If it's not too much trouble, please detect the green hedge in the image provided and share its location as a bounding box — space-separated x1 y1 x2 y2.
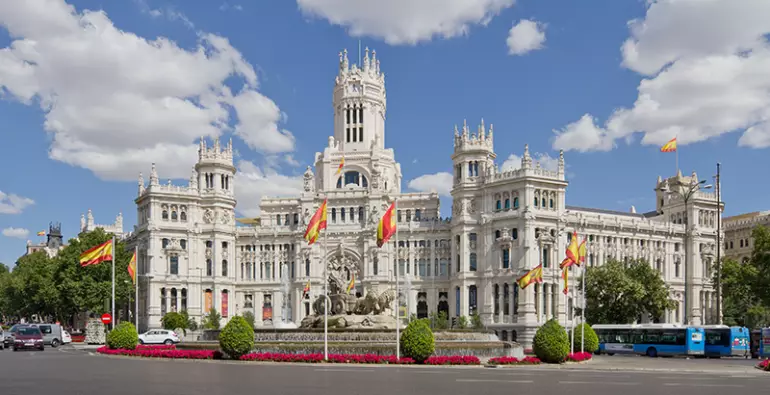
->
400 319 435 363
107 322 139 350
532 319 569 363
570 323 599 353
219 316 254 359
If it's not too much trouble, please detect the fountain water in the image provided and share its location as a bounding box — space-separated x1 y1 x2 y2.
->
275 263 297 329
403 274 413 319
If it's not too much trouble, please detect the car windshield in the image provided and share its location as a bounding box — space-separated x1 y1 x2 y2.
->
17 327 41 336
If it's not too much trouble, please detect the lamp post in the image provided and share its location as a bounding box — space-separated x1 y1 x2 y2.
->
662 177 712 325
714 163 722 324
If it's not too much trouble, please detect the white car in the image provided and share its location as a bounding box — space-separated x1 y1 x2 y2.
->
61 330 72 344
138 329 180 345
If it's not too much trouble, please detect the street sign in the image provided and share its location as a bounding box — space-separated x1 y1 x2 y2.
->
101 313 112 325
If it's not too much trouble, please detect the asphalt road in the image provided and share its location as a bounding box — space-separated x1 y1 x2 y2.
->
0 347 767 395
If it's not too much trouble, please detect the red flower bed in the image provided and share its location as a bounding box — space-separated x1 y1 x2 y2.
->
240 352 415 364
136 344 176 351
758 360 770 371
488 356 542 365
424 355 481 365
96 346 221 360
567 352 593 362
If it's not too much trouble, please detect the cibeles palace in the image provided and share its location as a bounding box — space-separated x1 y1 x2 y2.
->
126 49 722 348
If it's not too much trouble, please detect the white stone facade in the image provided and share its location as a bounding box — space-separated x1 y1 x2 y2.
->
724 210 770 263
127 49 720 348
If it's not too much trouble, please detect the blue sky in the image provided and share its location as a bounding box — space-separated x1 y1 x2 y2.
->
1 0 769 265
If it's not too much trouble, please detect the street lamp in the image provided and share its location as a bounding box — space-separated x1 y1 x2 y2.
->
661 178 712 325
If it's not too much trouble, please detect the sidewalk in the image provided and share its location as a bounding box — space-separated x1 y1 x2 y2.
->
69 343 103 351
538 356 767 375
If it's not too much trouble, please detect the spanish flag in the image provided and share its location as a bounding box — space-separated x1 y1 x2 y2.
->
660 137 677 152
79 239 114 267
335 156 345 176
304 199 328 245
560 231 580 269
562 266 569 295
376 202 396 248
516 264 543 289
128 251 137 284
346 274 355 294
36 230 46 236
303 280 311 297
578 237 587 265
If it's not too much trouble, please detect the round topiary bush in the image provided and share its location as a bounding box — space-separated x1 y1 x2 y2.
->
161 312 187 334
570 323 599 354
106 322 139 350
532 319 570 363
400 318 435 363
219 315 254 359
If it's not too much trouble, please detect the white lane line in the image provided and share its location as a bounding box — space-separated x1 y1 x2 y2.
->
559 381 639 385
566 374 633 378
480 372 538 376
457 379 533 383
413 371 452 374
664 383 744 388
314 368 375 373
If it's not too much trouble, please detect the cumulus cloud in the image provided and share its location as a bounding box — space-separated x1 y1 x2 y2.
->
553 0 770 152
2 227 30 239
235 160 304 218
296 0 516 45
501 152 559 171
0 0 293 181
0 191 35 214
407 172 453 197
506 19 546 55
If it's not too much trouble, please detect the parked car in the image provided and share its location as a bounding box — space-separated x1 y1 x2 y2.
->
0 328 5 350
138 329 180 345
30 323 63 347
62 329 72 344
13 325 45 351
3 324 20 348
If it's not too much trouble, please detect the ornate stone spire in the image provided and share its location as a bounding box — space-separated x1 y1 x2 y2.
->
462 119 469 139
558 149 565 176
521 144 532 169
87 209 94 228
80 213 86 232
371 50 377 73
363 47 370 71
342 49 349 71
488 123 494 142
480 118 486 140
150 163 159 186
189 166 198 189
214 136 221 153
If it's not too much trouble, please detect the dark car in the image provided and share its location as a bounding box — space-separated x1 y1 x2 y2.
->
13 326 44 351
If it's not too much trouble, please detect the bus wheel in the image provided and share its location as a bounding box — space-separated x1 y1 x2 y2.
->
646 347 658 358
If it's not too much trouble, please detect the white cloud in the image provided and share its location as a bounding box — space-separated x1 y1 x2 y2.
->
0 0 293 181
506 19 546 55
501 152 559 171
296 0 516 45
2 227 29 239
553 0 770 152
220 2 243 11
407 172 453 197
0 191 35 214
235 160 304 218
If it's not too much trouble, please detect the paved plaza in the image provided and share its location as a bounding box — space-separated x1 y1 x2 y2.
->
0 347 767 395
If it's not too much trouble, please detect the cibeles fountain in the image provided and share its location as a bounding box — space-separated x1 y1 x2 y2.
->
275 263 298 329
300 245 399 329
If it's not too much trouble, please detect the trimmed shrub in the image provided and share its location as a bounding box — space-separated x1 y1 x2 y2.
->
400 318 435 363
106 322 139 350
242 311 256 331
203 308 221 330
161 312 187 334
219 315 254 359
532 319 570 363
570 323 599 353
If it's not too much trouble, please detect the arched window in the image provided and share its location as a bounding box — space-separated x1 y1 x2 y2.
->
534 196 539 207
415 209 421 221
349 207 354 221
496 200 501 210
331 208 337 223
221 290 229 318
162 238 169 248
513 286 519 315
204 289 213 312
549 198 554 209
181 288 187 311
504 199 510 209
513 197 519 209
180 211 187 221
294 213 299 225
494 284 500 315
341 208 346 222
171 288 178 312
160 288 167 315
740 240 744 248
171 210 178 220
542 198 546 207
162 210 169 220
305 258 310 276
285 214 290 225
469 285 478 316
359 207 365 223
503 284 510 316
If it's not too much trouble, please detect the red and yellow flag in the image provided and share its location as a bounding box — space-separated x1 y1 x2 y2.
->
660 137 677 152
36 230 45 236
560 231 579 269
79 239 114 267
335 156 345 176
562 266 569 295
128 251 137 284
304 199 328 245
346 274 355 294
376 202 397 248
516 264 543 289
302 279 311 297
578 237 587 265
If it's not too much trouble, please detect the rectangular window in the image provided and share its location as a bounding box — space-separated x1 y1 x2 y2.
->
359 107 363 123
170 256 178 275
543 247 550 268
502 248 510 269
347 128 350 143
359 127 363 142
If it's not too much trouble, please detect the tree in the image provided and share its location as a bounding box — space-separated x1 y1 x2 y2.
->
242 311 256 331
161 312 187 333
202 308 221 330
581 259 675 324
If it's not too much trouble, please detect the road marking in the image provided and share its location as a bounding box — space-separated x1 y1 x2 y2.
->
480 372 537 376
314 368 375 373
559 381 639 385
566 374 632 378
457 379 533 383
664 383 744 388
413 371 452 374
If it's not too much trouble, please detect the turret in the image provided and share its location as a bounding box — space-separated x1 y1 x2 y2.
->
195 136 236 195
451 118 496 185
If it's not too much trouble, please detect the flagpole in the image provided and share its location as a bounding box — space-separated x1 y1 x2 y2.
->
111 235 116 330
570 266 575 354
395 200 400 361
323 220 329 361
675 134 679 174
135 246 139 330
581 262 586 353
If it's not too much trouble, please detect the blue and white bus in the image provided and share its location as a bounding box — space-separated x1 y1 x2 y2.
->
702 325 750 357
593 324 705 357
760 328 770 358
